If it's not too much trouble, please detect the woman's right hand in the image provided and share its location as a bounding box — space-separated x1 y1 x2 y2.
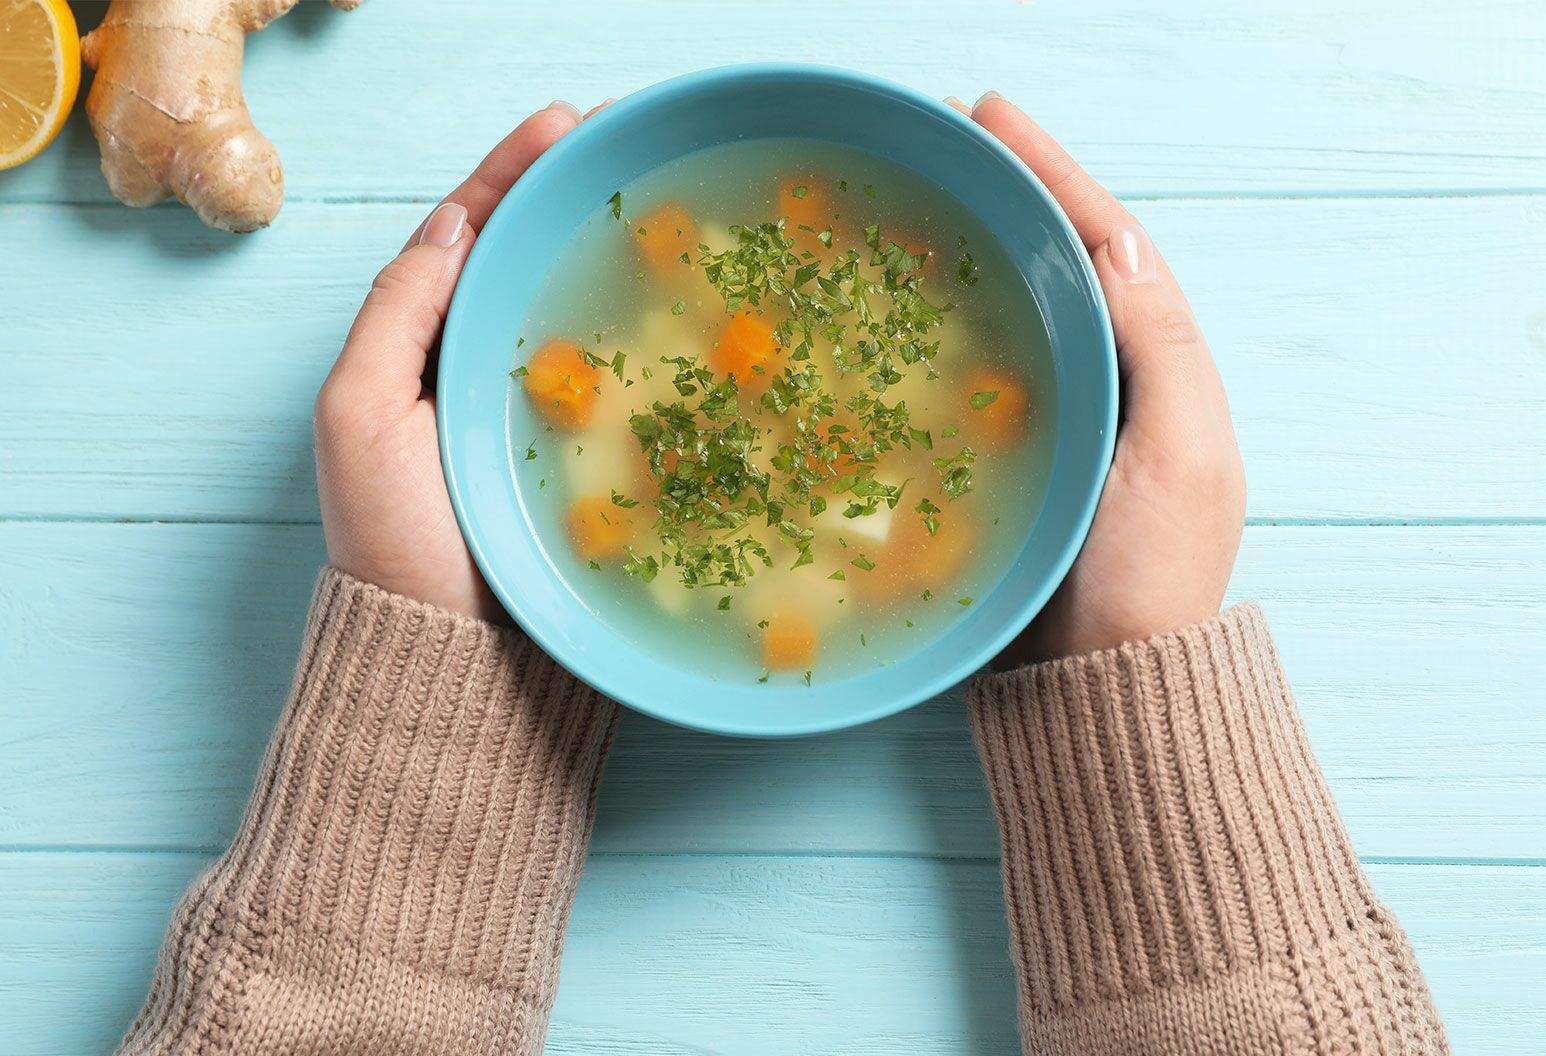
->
947 94 1247 666
313 100 605 623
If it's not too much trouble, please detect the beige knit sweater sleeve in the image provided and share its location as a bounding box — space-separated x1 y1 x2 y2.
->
116 568 618 1056
969 603 1449 1056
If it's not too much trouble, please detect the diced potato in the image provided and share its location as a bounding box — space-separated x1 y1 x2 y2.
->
645 569 691 616
710 312 781 390
762 610 818 670
820 500 893 545
634 202 696 273
567 495 633 560
523 339 601 430
697 222 737 256
962 366 1030 448
563 420 634 494
640 307 708 367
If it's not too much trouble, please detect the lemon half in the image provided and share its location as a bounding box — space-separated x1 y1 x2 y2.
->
0 0 80 170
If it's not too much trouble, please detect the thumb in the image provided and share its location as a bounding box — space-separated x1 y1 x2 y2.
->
1094 222 1229 432
329 201 474 414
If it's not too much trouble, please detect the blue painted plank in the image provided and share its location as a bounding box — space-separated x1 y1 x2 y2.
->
0 853 1538 1055
3 196 1543 522
2 522 1541 859
2 0 1542 207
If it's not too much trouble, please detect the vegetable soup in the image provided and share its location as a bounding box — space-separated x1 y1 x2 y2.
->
508 138 1055 684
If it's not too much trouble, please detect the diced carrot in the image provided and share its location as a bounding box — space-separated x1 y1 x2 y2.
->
636 446 695 491
523 339 601 430
855 510 974 601
711 312 781 390
567 495 631 560
963 366 1029 447
762 611 818 670
778 177 831 254
634 202 696 273
882 228 936 273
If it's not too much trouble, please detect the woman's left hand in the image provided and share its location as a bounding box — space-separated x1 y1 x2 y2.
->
313 101 596 623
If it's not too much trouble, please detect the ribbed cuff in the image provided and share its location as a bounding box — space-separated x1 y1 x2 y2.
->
971 604 1379 1007
118 568 619 1056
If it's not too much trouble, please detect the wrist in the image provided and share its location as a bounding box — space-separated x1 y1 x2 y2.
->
995 596 1225 670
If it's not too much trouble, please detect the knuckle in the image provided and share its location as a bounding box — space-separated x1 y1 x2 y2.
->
1147 305 1203 349
1182 432 1247 501
313 376 361 444
367 256 425 304
358 253 448 348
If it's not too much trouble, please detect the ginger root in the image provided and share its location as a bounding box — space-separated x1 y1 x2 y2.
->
80 0 361 233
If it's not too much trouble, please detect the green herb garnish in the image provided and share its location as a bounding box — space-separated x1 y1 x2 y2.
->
606 212 976 600
957 252 979 286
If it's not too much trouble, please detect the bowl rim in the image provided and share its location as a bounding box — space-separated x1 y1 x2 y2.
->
439 62 1117 736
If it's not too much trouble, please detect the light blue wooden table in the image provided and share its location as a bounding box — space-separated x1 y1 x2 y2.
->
3 2 1544 1053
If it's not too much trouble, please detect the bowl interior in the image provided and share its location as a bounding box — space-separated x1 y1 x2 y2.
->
440 65 1115 736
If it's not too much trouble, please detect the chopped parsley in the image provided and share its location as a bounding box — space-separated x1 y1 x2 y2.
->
956 252 979 286
609 213 975 592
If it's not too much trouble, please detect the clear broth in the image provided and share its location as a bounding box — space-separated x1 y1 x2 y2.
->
508 138 1056 683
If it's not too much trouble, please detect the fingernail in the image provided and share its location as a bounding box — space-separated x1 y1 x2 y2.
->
943 95 966 110
1107 223 1158 284
973 90 1003 109
546 99 582 121
419 201 467 248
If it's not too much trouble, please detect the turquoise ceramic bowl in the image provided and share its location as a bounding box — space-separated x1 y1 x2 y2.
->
439 64 1116 737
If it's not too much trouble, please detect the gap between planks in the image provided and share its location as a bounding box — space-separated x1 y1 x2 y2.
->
0 846 1541 868
6 188 1546 208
